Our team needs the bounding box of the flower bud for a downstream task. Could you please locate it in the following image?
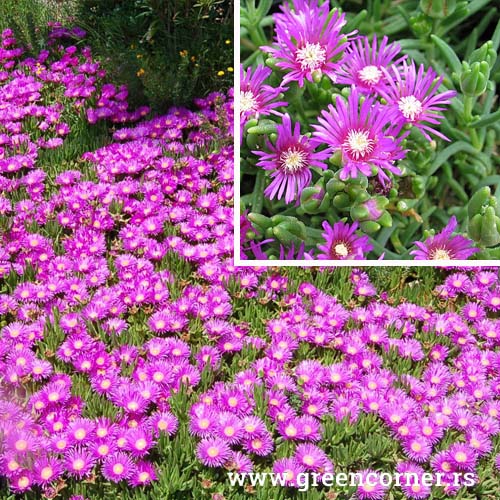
[411,176,427,198]
[300,186,325,214]
[410,13,433,36]
[350,197,388,222]
[332,193,351,209]
[460,61,490,97]
[469,41,497,68]
[359,220,381,234]
[420,0,456,19]
[480,206,500,247]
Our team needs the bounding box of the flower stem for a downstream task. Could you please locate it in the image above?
[463,96,481,149]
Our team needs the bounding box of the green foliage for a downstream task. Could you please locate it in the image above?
[74,0,234,110]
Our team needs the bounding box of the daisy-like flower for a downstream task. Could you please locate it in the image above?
[240,65,286,130]
[336,35,405,95]
[380,60,457,141]
[316,220,373,260]
[196,437,231,467]
[263,0,347,87]
[102,451,136,482]
[64,446,96,479]
[355,469,388,499]
[253,114,328,204]
[312,86,405,184]
[410,216,479,260]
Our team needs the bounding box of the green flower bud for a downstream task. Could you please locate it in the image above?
[469,41,497,68]
[359,220,381,234]
[245,131,261,150]
[332,192,351,210]
[411,176,427,198]
[300,186,325,214]
[397,200,409,212]
[460,61,490,97]
[326,178,346,197]
[420,0,456,19]
[480,206,500,247]
[344,184,362,201]
[410,13,433,36]
[377,212,393,228]
[467,213,482,242]
[350,197,388,222]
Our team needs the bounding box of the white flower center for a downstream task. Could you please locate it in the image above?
[398,95,423,121]
[343,129,375,160]
[358,65,382,85]
[240,90,258,113]
[296,42,326,71]
[279,147,307,173]
[431,248,451,260]
[334,243,349,257]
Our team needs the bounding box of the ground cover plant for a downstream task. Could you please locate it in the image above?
[0,0,234,111]
[239,0,500,260]
[1,9,500,500]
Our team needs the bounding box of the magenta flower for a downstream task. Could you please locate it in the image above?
[102,452,136,482]
[312,86,405,185]
[197,437,231,467]
[240,64,287,130]
[410,216,479,260]
[316,220,373,260]
[380,60,457,141]
[253,114,328,204]
[262,0,347,87]
[336,35,405,95]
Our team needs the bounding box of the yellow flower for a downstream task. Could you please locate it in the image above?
[225,39,231,45]
[136,54,143,59]
[179,50,188,57]
[136,68,145,77]
[190,56,196,62]
[217,71,225,77]
[227,67,234,72]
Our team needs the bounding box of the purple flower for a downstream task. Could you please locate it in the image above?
[317,220,373,260]
[253,114,328,204]
[197,437,231,467]
[337,35,405,95]
[240,64,286,130]
[312,86,405,185]
[410,216,479,260]
[262,0,347,87]
[380,60,457,141]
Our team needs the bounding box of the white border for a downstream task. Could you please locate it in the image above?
[232,3,495,268]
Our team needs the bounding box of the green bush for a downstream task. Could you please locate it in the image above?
[74,0,234,110]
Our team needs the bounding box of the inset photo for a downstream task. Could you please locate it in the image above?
[238,0,499,263]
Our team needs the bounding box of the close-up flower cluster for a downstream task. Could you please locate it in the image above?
[240,0,499,260]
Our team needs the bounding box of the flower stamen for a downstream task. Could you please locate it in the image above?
[240,90,258,113]
[343,129,375,160]
[358,65,382,85]
[398,95,423,121]
[279,148,307,173]
[296,42,326,71]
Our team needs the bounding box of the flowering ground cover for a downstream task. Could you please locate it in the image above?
[2,16,500,500]
[239,0,500,260]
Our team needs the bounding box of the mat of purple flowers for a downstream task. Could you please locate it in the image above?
[1,23,500,500]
